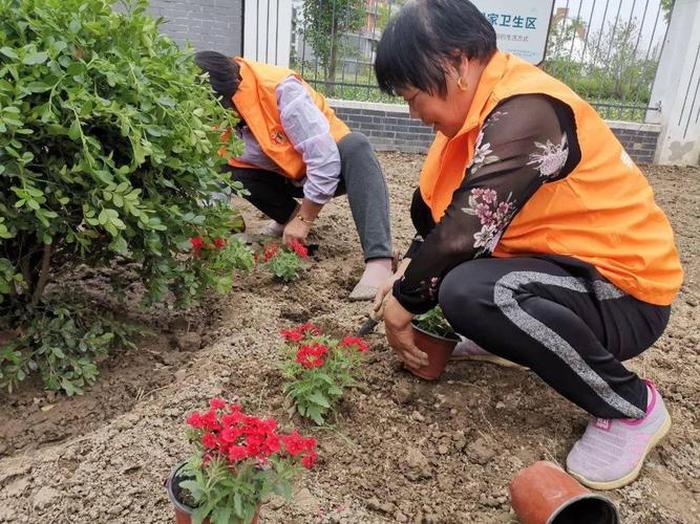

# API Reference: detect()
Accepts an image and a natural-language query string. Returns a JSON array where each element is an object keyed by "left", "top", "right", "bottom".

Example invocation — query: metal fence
[{"left": 290, "top": 0, "right": 673, "bottom": 122}]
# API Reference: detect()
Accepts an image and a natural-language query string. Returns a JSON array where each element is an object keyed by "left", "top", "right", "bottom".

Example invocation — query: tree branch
[{"left": 31, "top": 243, "right": 53, "bottom": 307}]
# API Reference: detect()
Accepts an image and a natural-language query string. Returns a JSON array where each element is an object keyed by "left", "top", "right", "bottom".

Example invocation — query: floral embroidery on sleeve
[
  {"left": 469, "top": 130, "right": 499, "bottom": 173},
  {"left": 527, "top": 134, "right": 568, "bottom": 178},
  {"left": 462, "top": 188, "right": 516, "bottom": 255}
]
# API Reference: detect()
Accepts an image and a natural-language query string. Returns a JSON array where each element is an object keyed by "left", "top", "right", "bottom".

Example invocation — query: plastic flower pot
[
  {"left": 509, "top": 461, "right": 619, "bottom": 524},
  {"left": 165, "top": 462, "right": 260, "bottom": 524},
  {"left": 405, "top": 322, "right": 459, "bottom": 380}
]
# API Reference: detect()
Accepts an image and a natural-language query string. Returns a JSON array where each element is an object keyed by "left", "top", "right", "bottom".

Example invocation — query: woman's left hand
[{"left": 383, "top": 295, "right": 429, "bottom": 369}]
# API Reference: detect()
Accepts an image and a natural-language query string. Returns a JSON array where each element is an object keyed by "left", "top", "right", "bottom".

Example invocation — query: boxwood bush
[{"left": 0, "top": 0, "right": 251, "bottom": 394}]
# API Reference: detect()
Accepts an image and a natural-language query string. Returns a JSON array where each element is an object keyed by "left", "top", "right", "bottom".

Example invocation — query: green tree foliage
[
  {"left": 0, "top": 0, "right": 251, "bottom": 394},
  {"left": 302, "top": 0, "right": 365, "bottom": 96},
  {"left": 543, "top": 17, "right": 660, "bottom": 119},
  {"left": 661, "top": 0, "right": 675, "bottom": 23}
]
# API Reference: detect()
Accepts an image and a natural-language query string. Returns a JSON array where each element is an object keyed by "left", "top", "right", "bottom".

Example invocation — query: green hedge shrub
[{"left": 0, "top": 0, "right": 251, "bottom": 394}]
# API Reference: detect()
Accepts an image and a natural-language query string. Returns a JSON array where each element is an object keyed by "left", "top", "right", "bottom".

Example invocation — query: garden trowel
[
  {"left": 356, "top": 294, "right": 389, "bottom": 336},
  {"left": 357, "top": 309, "right": 382, "bottom": 336}
]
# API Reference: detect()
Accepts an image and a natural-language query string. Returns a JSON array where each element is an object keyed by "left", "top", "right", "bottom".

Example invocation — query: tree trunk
[
  {"left": 326, "top": 20, "right": 339, "bottom": 97},
  {"left": 30, "top": 243, "right": 52, "bottom": 307}
]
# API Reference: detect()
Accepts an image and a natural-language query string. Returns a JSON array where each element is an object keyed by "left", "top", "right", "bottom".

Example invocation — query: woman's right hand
[{"left": 373, "top": 257, "right": 411, "bottom": 317}]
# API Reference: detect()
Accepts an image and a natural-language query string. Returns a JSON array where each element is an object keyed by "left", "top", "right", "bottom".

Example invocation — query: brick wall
[
  {"left": 146, "top": 0, "right": 243, "bottom": 56},
  {"left": 332, "top": 100, "right": 661, "bottom": 164}
]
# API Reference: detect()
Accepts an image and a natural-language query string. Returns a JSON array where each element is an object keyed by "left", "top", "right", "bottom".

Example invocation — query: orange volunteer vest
[
  {"left": 419, "top": 51, "right": 682, "bottom": 306},
  {"left": 225, "top": 58, "right": 350, "bottom": 180}
]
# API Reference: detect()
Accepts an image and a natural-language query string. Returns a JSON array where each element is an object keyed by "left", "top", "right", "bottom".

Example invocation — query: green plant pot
[
  {"left": 406, "top": 323, "right": 459, "bottom": 380},
  {"left": 165, "top": 461, "right": 260, "bottom": 524}
]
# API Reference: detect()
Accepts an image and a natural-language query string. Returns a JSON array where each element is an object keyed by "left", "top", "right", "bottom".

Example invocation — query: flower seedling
[
  {"left": 280, "top": 323, "right": 368, "bottom": 425},
  {"left": 179, "top": 398, "right": 317, "bottom": 524},
  {"left": 259, "top": 240, "right": 308, "bottom": 282}
]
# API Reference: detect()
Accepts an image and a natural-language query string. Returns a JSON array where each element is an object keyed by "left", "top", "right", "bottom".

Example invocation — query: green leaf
[
  {"left": 109, "top": 236, "right": 128, "bottom": 255},
  {"left": 23, "top": 51, "right": 49, "bottom": 65},
  {"left": 233, "top": 492, "right": 243, "bottom": 518},
  {"left": 273, "top": 480, "right": 293, "bottom": 499},
  {"left": 317, "top": 372, "right": 334, "bottom": 385},
  {"left": 68, "top": 119, "right": 81, "bottom": 140},
  {"left": 308, "top": 391, "right": 331, "bottom": 407},
  {"left": 328, "top": 386, "right": 343, "bottom": 396},
  {"left": 211, "top": 506, "right": 232, "bottom": 524},
  {"left": 25, "top": 81, "right": 51, "bottom": 93},
  {"left": 307, "top": 405, "right": 325, "bottom": 425},
  {"left": 0, "top": 47, "right": 18, "bottom": 59},
  {"left": 157, "top": 96, "right": 175, "bottom": 107},
  {"left": 61, "top": 377, "right": 81, "bottom": 396}
]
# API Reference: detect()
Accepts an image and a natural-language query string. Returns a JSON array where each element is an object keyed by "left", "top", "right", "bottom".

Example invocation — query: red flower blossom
[
  {"left": 262, "top": 244, "right": 279, "bottom": 262},
  {"left": 281, "top": 430, "right": 307, "bottom": 457},
  {"left": 297, "top": 322, "right": 321, "bottom": 336},
  {"left": 280, "top": 322, "right": 321, "bottom": 343},
  {"left": 295, "top": 343, "right": 328, "bottom": 369},
  {"left": 209, "top": 398, "right": 227, "bottom": 410},
  {"left": 213, "top": 238, "right": 226, "bottom": 249},
  {"left": 186, "top": 411, "right": 204, "bottom": 429},
  {"left": 191, "top": 236, "right": 204, "bottom": 250},
  {"left": 228, "top": 445, "right": 248, "bottom": 461},
  {"left": 280, "top": 328, "right": 304, "bottom": 342},
  {"left": 339, "top": 336, "right": 369, "bottom": 352},
  {"left": 200, "top": 409, "right": 222, "bottom": 432},
  {"left": 301, "top": 449, "right": 317, "bottom": 469},
  {"left": 288, "top": 239, "right": 308, "bottom": 258},
  {"left": 202, "top": 432, "right": 218, "bottom": 449}
]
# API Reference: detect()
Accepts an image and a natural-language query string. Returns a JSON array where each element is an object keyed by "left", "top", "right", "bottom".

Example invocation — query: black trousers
[{"left": 438, "top": 255, "right": 670, "bottom": 419}]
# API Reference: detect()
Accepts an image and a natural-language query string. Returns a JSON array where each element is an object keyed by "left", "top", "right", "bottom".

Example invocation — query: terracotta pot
[
  {"left": 509, "top": 461, "right": 619, "bottom": 524},
  {"left": 405, "top": 323, "right": 458, "bottom": 380},
  {"left": 165, "top": 462, "right": 259, "bottom": 524}
]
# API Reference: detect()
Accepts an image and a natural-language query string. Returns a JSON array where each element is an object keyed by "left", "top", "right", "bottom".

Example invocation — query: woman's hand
[
  {"left": 383, "top": 295, "right": 429, "bottom": 369},
  {"left": 373, "top": 257, "right": 411, "bottom": 316},
  {"left": 283, "top": 198, "right": 322, "bottom": 246},
  {"left": 283, "top": 216, "right": 310, "bottom": 246}
]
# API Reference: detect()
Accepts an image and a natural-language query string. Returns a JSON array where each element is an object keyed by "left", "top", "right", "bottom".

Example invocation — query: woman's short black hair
[
  {"left": 375, "top": 0, "right": 497, "bottom": 97},
  {"left": 194, "top": 50, "right": 241, "bottom": 108}
]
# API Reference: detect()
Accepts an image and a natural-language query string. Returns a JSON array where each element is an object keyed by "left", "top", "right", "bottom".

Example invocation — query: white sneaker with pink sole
[{"left": 566, "top": 380, "right": 671, "bottom": 490}]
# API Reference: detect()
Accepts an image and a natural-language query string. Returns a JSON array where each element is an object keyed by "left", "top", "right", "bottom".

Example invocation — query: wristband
[{"left": 296, "top": 215, "right": 315, "bottom": 225}]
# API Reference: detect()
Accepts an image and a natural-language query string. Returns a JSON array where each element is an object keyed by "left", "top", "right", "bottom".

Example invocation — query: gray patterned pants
[{"left": 439, "top": 255, "right": 670, "bottom": 419}]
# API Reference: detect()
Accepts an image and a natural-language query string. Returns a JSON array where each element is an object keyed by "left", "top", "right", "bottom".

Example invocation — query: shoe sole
[
  {"left": 567, "top": 411, "right": 672, "bottom": 490},
  {"left": 448, "top": 353, "right": 527, "bottom": 369}
]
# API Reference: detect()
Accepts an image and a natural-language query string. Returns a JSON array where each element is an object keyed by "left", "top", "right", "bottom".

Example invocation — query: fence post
[
  {"left": 242, "top": 0, "right": 293, "bottom": 66},
  {"left": 646, "top": 0, "right": 700, "bottom": 166}
]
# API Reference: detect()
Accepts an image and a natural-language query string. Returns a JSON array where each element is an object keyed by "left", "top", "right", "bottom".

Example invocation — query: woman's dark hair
[
  {"left": 375, "top": 0, "right": 497, "bottom": 97},
  {"left": 194, "top": 51, "right": 241, "bottom": 108}
]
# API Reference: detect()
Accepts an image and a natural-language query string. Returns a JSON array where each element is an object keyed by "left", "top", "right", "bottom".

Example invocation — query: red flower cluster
[
  {"left": 186, "top": 399, "right": 317, "bottom": 469},
  {"left": 190, "top": 236, "right": 227, "bottom": 257},
  {"left": 191, "top": 236, "right": 205, "bottom": 256},
  {"left": 280, "top": 322, "right": 322, "bottom": 342},
  {"left": 288, "top": 239, "right": 308, "bottom": 258},
  {"left": 295, "top": 342, "right": 329, "bottom": 369},
  {"left": 281, "top": 430, "right": 318, "bottom": 469},
  {"left": 262, "top": 244, "right": 279, "bottom": 262},
  {"left": 339, "top": 336, "right": 369, "bottom": 352}
]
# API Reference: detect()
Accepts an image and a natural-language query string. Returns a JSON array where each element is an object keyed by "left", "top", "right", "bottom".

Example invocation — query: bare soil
[{"left": 0, "top": 156, "right": 698, "bottom": 523}]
